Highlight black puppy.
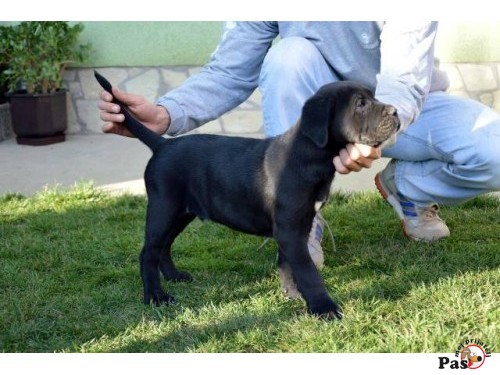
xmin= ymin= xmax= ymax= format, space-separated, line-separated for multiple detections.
xmin=95 ymin=71 xmax=400 ymax=319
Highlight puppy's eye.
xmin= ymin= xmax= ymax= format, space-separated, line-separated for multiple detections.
xmin=356 ymin=97 xmax=368 ymax=109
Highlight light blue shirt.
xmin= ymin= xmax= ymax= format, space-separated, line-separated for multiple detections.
xmin=158 ymin=21 xmax=448 ymax=137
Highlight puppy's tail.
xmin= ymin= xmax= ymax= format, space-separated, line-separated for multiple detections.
xmin=94 ymin=70 xmax=166 ymax=152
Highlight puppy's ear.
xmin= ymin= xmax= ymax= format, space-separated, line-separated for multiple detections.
xmin=299 ymin=95 xmax=333 ymax=148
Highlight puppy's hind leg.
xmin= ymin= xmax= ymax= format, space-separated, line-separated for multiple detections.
xmin=140 ymin=202 xmax=184 ymax=306
xmin=159 ymin=213 xmax=196 ymax=282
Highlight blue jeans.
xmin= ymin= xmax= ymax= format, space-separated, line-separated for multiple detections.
xmin=259 ymin=37 xmax=500 ymax=206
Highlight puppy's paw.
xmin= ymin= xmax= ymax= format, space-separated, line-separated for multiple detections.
xmin=165 ymin=270 xmax=193 ymax=283
xmin=147 ymin=292 xmax=176 ymax=306
xmin=308 ymin=299 xmax=343 ymax=320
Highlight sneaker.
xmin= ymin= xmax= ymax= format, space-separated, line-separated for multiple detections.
xmin=308 ymin=214 xmax=325 ymax=268
xmin=375 ymin=161 xmax=450 ymax=241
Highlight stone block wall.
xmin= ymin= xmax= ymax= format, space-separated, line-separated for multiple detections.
xmin=63 ymin=63 xmax=500 ymax=138
xmin=441 ymin=63 xmax=500 ymax=108
xmin=1 ymin=63 xmax=498 ymax=141
xmin=63 ymin=67 xmax=264 ymax=138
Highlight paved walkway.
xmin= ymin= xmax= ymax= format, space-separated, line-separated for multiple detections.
xmin=0 ymin=132 xmax=391 ymax=197
xmin=0 ymin=134 xmax=149 ymax=196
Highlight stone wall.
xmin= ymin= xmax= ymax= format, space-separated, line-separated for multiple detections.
xmin=63 ymin=67 xmax=264 ymax=138
xmin=441 ymin=63 xmax=500 ymax=108
xmin=63 ymin=63 xmax=500 ymax=138
xmin=2 ymin=63 xmax=499 ymax=141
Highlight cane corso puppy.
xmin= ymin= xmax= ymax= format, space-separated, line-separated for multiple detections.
xmin=95 ymin=71 xmax=400 ymax=319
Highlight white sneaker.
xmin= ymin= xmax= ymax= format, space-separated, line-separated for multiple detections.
xmin=375 ymin=160 xmax=450 ymax=241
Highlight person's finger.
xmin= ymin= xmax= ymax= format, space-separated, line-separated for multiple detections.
xmin=102 ymin=122 xmax=134 ymax=138
xmin=346 ymin=143 xmax=377 ymax=168
xmin=98 ymin=99 xmax=121 ymax=114
xmin=111 ymin=86 xmax=143 ymax=107
xmin=99 ymin=110 xmax=125 ymax=123
xmin=100 ymin=90 xmax=114 ymax=103
xmin=333 ymin=155 xmax=350 ymax=174
xmin=339 ymin=148 xmax=363 ymax=172
xmin=354 ymin=143 xmax=382 ymax=159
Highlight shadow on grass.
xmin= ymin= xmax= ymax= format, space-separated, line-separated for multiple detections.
xmin=0 ymin=188 xmax=498 ymax=352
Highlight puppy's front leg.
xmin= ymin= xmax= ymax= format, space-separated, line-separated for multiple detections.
xmin=275 ymin=230 xmax=343 ymax=319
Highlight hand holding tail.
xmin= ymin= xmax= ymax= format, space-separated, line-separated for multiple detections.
xmin=95 ymin=71 xmax=168 ymax=151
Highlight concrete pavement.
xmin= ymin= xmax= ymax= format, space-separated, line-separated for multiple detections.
xmin=0 ymin=132 xmax=390 ymax=197
xmin=0 ymin=133 xmax=149 ymax=196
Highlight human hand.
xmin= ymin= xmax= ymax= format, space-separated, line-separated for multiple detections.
xmin=333 ymin=143 xmax=382 ymax=174
xmin=98 ymin=86 xmax=170 ymax=138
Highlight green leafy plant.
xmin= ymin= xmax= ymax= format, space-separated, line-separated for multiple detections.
xmin=0 ymin=21 xmax=91 ymax=94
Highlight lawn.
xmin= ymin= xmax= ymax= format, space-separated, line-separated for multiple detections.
xmin=0 ymin=184 xmax=498 ymax=353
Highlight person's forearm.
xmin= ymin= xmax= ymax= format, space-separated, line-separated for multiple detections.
xmin=157 ymin=22 xmax=278 ymax=136
xmin=154 ymin=105 xmax=170 ymax=135
xmin=375 ymin=21 xmax=438 ymax=134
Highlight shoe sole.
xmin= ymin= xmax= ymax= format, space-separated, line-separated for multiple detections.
xmin=374 ymin=172 xmax=412 ymax=239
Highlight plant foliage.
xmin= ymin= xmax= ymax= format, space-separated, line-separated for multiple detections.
xmin=0 ymin=21 xmax=91 ymax=94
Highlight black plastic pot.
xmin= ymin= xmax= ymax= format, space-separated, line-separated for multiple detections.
xmin=0 ymin=64 xmax=8 ymax=105
xmin=9 ymin=89 xmax=67 ymax=145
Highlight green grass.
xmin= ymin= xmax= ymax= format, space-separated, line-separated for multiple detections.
xmin=0 ymin=184 xmax=498 ymax=353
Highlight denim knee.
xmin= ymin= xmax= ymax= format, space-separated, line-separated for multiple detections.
xmin=481 ymin=133 xmax=500 ymax=190
xmin=454 ymin=121 xmax=500 ymax=191
xmin=259 ymin=37 xmax=329 ymax=86
xmin=259 ymin=37 xmax=336 ymax=136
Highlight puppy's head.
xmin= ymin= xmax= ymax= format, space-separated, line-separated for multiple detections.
xmin=300 ymin=81 xmax=400 ymax=148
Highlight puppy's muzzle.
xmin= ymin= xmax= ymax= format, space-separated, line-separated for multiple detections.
xmin=383 ymin=105 xmax=400 ymax=132
xmin=379 ymin=105 xmax=400 ymax=133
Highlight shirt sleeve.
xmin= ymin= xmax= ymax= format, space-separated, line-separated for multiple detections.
xmin=157 ymin=21 xmax=278 ymax=136
xmin=375 ymin=21 xmax=438 ymax=142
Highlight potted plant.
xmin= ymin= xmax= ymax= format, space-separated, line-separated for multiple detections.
xmin=0 ymin=22 xmax=91 ymax=145
xmin=0 ymin=39 xmax=12 ymax=141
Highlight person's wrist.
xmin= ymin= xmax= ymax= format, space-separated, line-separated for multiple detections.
xmin=155 ymin=105 xmax=171 ymax=135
